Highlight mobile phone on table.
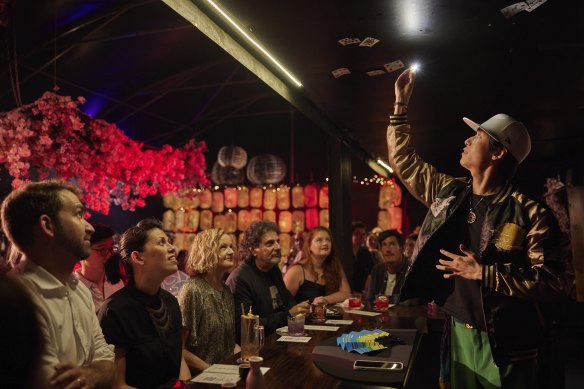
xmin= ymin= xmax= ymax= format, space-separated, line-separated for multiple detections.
xmin=352 ymin=360 xmax=404 ymax=372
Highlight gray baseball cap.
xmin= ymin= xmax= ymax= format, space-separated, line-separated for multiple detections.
xmin=463 ymin=114 xmax=531 ymax=163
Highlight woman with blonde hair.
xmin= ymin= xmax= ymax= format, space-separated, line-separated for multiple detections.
xmin=179 ymin=228 xmax=237 ymax=373
xmin=284 ymin=226 xmax=350 ymax=305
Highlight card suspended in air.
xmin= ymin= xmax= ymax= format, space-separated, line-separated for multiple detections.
xmin=500 ymin=0 xmax=546 ymax=19
xmin=366 ymin=70 xmax=385 ymax=77
xmin=332 ymin=67 xmax=351 ymax=78
xmin=337 ymin=37 xmax=361 ymax=46
xmin=359 ymin=37 xmax=380 ymax=47
xmin=383 ymin=60 xmax=405 ymax=73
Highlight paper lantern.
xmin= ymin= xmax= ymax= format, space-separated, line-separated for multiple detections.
xmin=379 ymin=181 xmax=403 ymax=208
xmin=263 ymin=210 xmax=276 ymax=223
xmin=306 ymin=208 xmax=319 ymax=230
xmin=275 ymin=186 xmax=289 ymax=210
xmin=304 ymin=184 xmax=318 ymax=207
xmin=174 ymin=233 xmax=185 ymax=251
xmin=279 ymin=233 xmax=292 ymax=267
xmin=377 ymin=210 xmax=390 ymax=230
xmin=174 ymin=209 xmax=185 ymax=230
xmin=291 ymin=186 xmax=304 ymax=208
xmin=237 ymin=187 xmax=250 ymax=208
xmin=319 ymin=186 xmax=329 ymax=209
xmin=225 ymin=212 xmax=237 ymax=233
xmin=214 ymin=214 xmax=227 ymax=230
xmin=211 ymin=162 xmax=244 ymax=186
xmin=263 ymin=189 xmax=276 ymax=210
xmin=246 ymin=154 xmax=286 ymax=185
xmin=163 ymin=193 xmax=178 ymax=210
xmin=212 ymin=191 xmax=224 ymax=213
xmin=218 ymin=145 xmax=248 ymax=169
xmin=238 ymin=210 xmax=252 ymax=232
xmin=199 ymin=189 xmax=212 ymax=209
xmin=250 ymin=209 xmax=263 ymax=223
xmin=238 ymin=232 xmax=245 ymax=247
xmin=200 ymin=210 xmax=213 ymax=230
xmin=319 ymin=209 xmax=329 ymax=228
xmin=162 ymin=210 xmax=175 ymax=231
xmin=250 ymin=187 xmax=263 ymax=208
xmin=187 ymin=210 xmax=199 ymax=231
xmin=292 ymin=210 xmax=305 ymax=233
xmin=224 ymin=187 xmax=238 ymax=209
xmin=278 ymin=211 xmax=292 ymax=233
xmin=181 ymin=195 xmax=200 ymax=210
xmin=388 ymin=206 xmax=403 ymax=231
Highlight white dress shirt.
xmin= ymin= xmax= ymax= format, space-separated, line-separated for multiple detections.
xmin=74 ymin=270 xmax=124 ymax=312
xmin=15 ymin=259 xmax=114 ymax=380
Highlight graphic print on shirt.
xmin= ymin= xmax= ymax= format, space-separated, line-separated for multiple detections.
xmin=269 ymin=285 xmax=283 ymax=310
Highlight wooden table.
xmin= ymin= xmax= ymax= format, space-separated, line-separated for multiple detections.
xmin=183 ymin=304 xmax=445 ymax=389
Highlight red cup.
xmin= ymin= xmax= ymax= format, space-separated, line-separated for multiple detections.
xmin=348 ymin=294 xmax=362 ymax=308
xmin=375 ymin=295 xmax=389 ymax=310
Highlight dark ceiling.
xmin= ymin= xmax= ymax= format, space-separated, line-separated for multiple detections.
xmin=2 ymin=0 xmax=584 ymax=194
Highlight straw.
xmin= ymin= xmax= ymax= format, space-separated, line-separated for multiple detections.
xmin=241 ymin=303 xmax=245 ymax=316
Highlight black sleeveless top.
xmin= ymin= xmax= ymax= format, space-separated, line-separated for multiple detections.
xmin=295 ymin=266 xmax=327 ymax=303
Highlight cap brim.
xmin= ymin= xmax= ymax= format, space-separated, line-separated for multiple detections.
xmin=462 ymin=117 xmax=499 ymax=143
xmin=462 ymin=117 xmax=481 ymax=132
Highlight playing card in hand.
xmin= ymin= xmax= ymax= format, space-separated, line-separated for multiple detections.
xmin=337 ymin=37 xmax=361 ymax=46
xmin=359 ymin=37 xmax=380 ymax=47
xmin=332 ymin=67 xmax=351 ymax=78
xmin=383 ymin=60 xmax=405 ymax=73
xmin=366 ymin=70 xmax=385 ymax=77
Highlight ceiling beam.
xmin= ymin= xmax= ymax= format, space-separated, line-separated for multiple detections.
xmin=162 ymin=0 xmax=390 ymax=177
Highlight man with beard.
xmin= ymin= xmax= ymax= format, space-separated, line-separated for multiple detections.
xmin=2 ymin=180 xmax=115 ymax=389
xmin=365 ymin=230 xmax=408 ymax=304
xmin=227 ymin=221 xmax=309 ymax=340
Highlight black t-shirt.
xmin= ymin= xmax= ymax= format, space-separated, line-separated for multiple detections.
xmin=442 ymin=194 xmax=493 ymax=330
xmin=98 ymin=283 xmax=183 ymax=389
xmin=352 ymin=246 xmax=374 ymax=292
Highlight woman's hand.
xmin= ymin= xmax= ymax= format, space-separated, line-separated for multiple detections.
xmin=288 ymin=300 xmax=310 ymax=317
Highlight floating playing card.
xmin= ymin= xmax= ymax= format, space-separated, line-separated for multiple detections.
xmin=359 ymin=37 xmax=380 ymax=47
xmin=332 ymin=67 xmax=351 ymax=78
xmin=500 ymin=2 xmax=528 ymax=19
xmin=383 ymin=60 xmax=405 ymax=73
xmin=337 ymin=37 xmax=361 ymax=46
xmin=525 ymin=0 xmax=547 ymax=12
xmin=366 ymin=70 xmax=385 ymax=77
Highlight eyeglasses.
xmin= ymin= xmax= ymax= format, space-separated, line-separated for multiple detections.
xmin=91 ymin=246 xmax=116 ymax=256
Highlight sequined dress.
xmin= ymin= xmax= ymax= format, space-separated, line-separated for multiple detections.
xmin=179 ymin=276 xmax=236 ymax=364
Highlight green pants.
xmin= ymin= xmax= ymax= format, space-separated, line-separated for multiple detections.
xmin=450 ymin=319 xmax=538 ymax=389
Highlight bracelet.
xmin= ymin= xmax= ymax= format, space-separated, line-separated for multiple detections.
xmin=394 ymin=101 xmax=408 ymax=107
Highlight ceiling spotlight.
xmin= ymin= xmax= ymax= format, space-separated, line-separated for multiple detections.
xmin=411 ymin=63 xmax=420 ymax=72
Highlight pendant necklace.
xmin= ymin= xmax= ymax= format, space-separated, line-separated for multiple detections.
xmin=467 ymin=195 xmax=486 ymax=224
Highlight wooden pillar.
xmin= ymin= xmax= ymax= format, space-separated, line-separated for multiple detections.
xmin=329 ymin=138 xmax=353 ymax=283
xmin=567 ymin=169 xmax=584 ymax=302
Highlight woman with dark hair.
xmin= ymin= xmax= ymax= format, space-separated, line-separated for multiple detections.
xmin=98 ymin=218 xmax=190 ymax=389
xmin=284 ymin=226 xmax=351 ymax=305
xmin=179 ymin=228 xmax=237 ymax=373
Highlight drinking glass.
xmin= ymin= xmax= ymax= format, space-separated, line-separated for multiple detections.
xmin=287 ymin=314 xmax=305 ymax=336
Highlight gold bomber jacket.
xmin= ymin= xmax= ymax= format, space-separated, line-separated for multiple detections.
xmin=387 ymin=113 xmax=572 ymax=365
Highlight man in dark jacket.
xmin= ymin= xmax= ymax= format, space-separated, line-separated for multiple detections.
xmin=365 ymin=229 xmax=407 ymax=304
xmin=387 ymin=68 xmax=571 ymax=388
xmin=226 ymin=221 xmax=309 ymax=341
